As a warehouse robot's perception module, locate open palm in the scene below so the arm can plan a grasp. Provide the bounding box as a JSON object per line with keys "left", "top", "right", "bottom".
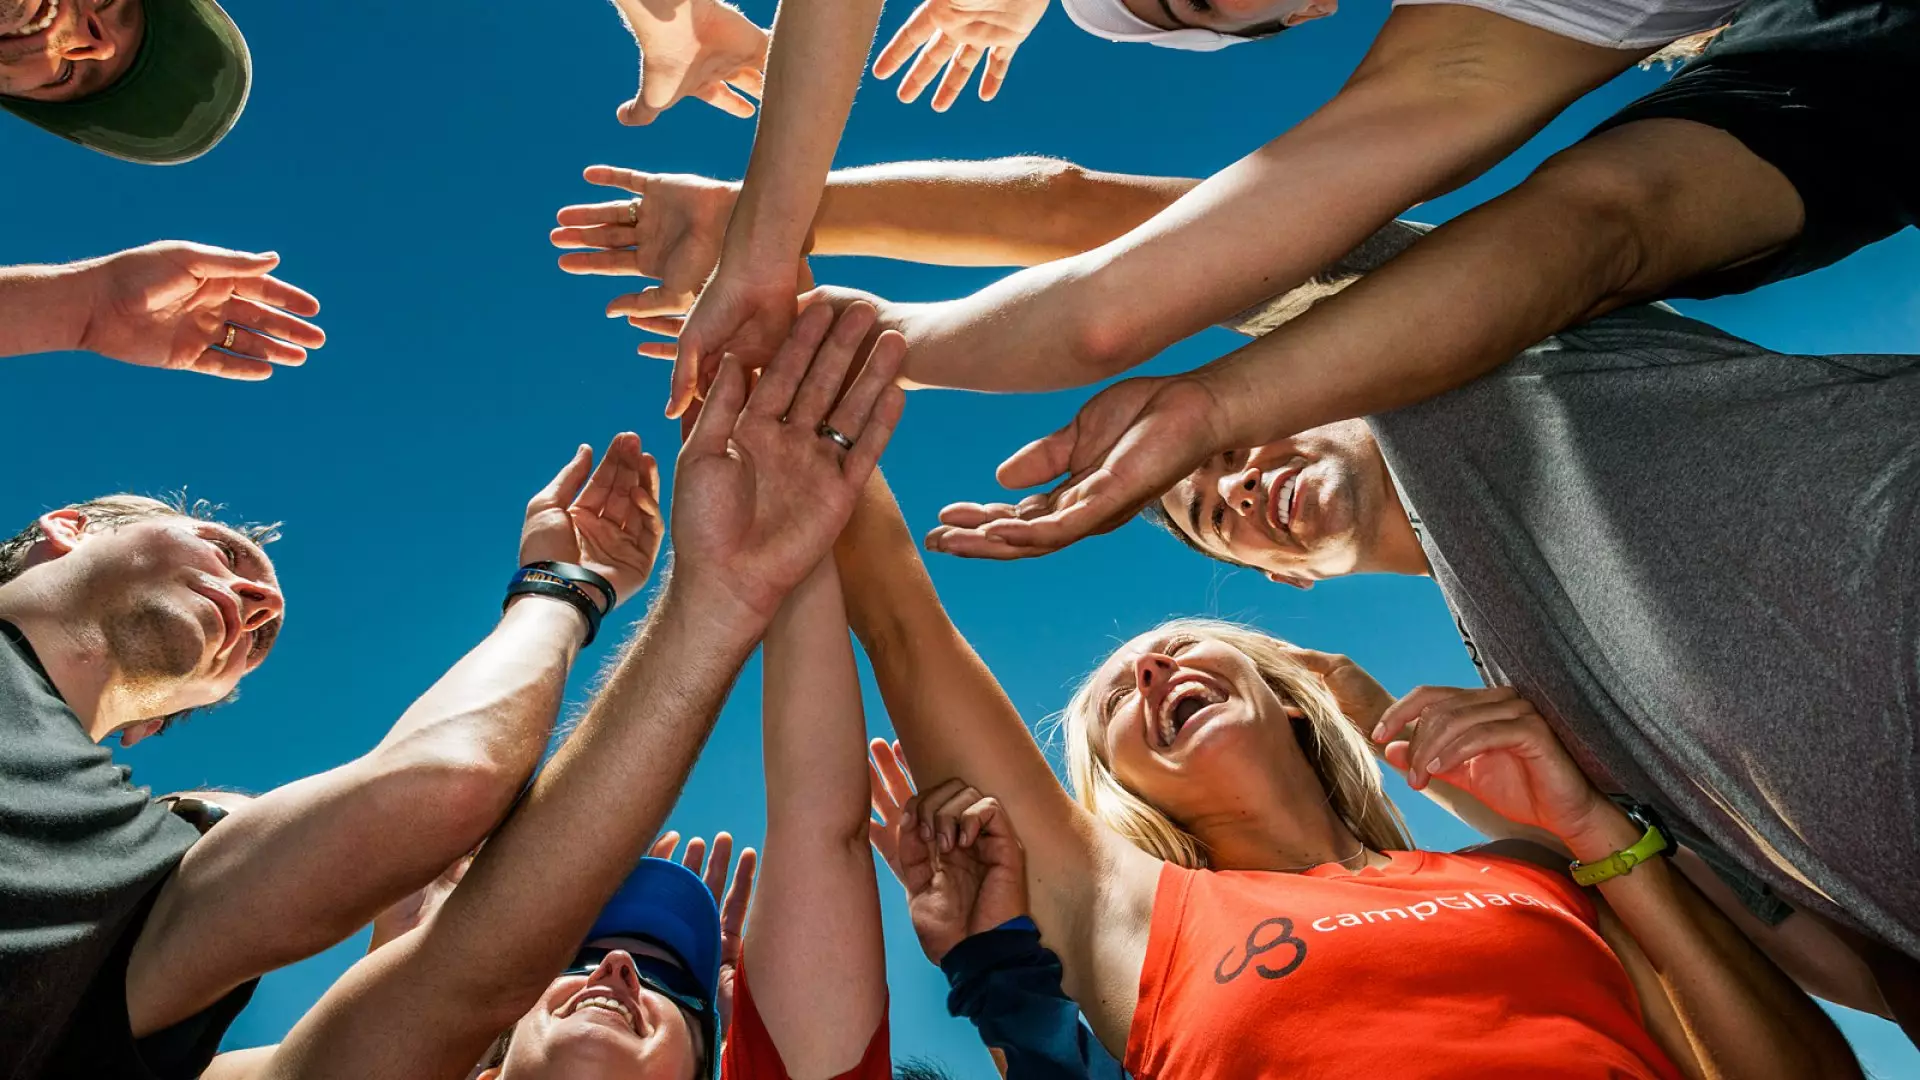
{"left": 615, "top": 0, "right": 768, "bottom": 125}
{"left": 874, "top": 0, "right": 1049, "bottom": 110}
{"left": 76, "top": 241, "right": 326, "bottom": 381}
{"left": 552, "top": 167, "right": 737, "bottom": 320}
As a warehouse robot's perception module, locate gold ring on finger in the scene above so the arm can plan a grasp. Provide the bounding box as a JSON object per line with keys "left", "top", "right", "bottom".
{"left": 222, "top": 324, "right": 237, "bottom": 350}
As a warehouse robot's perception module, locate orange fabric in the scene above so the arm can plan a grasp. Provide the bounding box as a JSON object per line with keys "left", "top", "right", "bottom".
{"left": 720, "top": 958, "right": 891, "bottom": 1080}
{"left": 1126, "top": 850, "right": 1684, "bottom": 1080}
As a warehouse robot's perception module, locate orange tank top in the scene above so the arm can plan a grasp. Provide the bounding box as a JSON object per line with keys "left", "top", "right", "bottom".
{"left": 1127, "top": 850, "right": 1682, "bottom": 1080}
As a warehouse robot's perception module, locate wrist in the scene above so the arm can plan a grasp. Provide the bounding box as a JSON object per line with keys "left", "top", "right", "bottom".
{"left": 655, "top": 568, "right": 771, "bottom": 650}
{"left": 31, "top": 261, "right": 101, "bottom": 355}
{"left": 1557, "top": 800, "right": 1643, "bottom": 865}
{"left": 501, "top": 591, "right": 591, "bottom": 653}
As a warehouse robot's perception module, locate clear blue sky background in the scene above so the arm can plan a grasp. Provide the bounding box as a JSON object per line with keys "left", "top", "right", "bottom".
{"left": 6, "top": 0, "right": 1917, "bottom": 1073}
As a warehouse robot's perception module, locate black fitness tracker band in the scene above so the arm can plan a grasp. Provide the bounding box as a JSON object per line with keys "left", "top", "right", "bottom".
{"left": 505, "top": 566, "right": 602, "bottom": 646}
{"left": 525, "top": 560, "right": 616, "bottom": 614}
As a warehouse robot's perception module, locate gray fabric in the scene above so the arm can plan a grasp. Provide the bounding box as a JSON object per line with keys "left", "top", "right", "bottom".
{"left": 1368, "top": 303, "right": 1920, "bottom": 958}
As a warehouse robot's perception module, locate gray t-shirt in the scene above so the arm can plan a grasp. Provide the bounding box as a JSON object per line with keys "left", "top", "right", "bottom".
{"left": 1368, "top": 304, "right": 1920, "bottom": 958}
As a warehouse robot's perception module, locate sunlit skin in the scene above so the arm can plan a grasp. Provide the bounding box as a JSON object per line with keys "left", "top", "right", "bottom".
{"left": 1119, "top": 0, "right": 1335, "bottom": 36}
{"left": 23, "top": 510, "right": 284, "bottom": 744}
{"left": 1088, "top": 630, "right": 1369, "bottom": 870}
{"left": 485, "top": 942, "right": 703, "bottom": 1080}
{"left": 0, "top": 0, "right": 144, "bottom": 101}
{"left": 1157, "top": 419, "right": 1427, "bottom": 588}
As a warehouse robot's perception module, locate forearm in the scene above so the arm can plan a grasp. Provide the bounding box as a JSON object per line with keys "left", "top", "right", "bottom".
{"left": 128, "top": 599, "right": 583, "bottom": 1035}
{"left": 1562, "top": 810, "right": 1862, "bottom": 1079}
{"left": 273, "top": 582, "right": 764, "bottom": 1078}
{"left": 721, "top": 0, "right": 885, "bottom": 270}
{"left": 0, "top": 261, "right": 92, "bottom": 357}
{"left": 812, "top": 158, "right": 1197, "bottom": 268}
{"left": 897, "top": 8, "right": 1639, "bottom": 395}
{"left": 750, "top": 558, "right": 888, "bottom": 1069}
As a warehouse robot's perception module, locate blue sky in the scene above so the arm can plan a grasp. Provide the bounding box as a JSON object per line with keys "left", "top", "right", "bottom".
{"left": 6, "top": 0, "right": 1917, "bottom": 1073}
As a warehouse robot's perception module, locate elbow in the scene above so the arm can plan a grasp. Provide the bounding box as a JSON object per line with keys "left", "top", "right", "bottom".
{"left": 1062, "top": 269, "right": 1148, "bottom": 382}
{"left": 1508, "top": 144, "right": 1669, "bottom": 309}
{"left": 377, "top": 742, "right": 532, "bottom": 851}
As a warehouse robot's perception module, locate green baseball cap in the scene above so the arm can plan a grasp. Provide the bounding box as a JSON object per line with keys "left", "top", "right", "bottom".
{"left": 1, "top": 0, "right": 250, "bottom": 165}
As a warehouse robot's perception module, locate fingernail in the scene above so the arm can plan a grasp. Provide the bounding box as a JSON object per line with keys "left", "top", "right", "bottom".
{"left": 1370, "top": 723, "right": 1385, "bottom": 743}
{"left": 1426, "top": 758, "right": 1442, "bottom": 775}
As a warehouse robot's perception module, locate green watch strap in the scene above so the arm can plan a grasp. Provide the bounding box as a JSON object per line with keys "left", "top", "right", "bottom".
{"left": 1570, "top": 823, "right": 1669, "bottom": 887}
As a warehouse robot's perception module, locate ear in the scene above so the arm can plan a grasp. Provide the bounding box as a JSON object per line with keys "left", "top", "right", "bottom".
{"left": 1285, "top": 0, "right": 1337, "bottom": 24}
{"left": 33, "top": 508, "right": 89, "bottom": 558}
{"left": 118, "top": 717, "right": 167, "bottom": 748}
{"left": 1265, "top": 571, "right": 1313, "bottom": 590}
{"left": 474, "top": 1071, "right": 502, "bottom": 1080}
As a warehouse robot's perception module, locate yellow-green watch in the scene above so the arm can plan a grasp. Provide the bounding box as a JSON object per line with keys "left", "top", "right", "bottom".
{"left": 1570, "top": 803, "right": 1671, "bottom": 887}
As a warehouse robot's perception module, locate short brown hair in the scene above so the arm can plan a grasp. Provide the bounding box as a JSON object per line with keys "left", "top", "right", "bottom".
{"left": 0, "top": 493, "right": 281, "bottom": 586}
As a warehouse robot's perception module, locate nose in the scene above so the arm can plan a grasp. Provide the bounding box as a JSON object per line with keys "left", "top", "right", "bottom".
{"left": 1215, "top": 466, "right": 1262, "bottom": 519}
{"left": 589, "top": 950, "right": 645, "bottom": 998}
{"left": 60, "top": 9, "right": 114, "bottom": 61}
{"left": 1134, "top": 653, "right": 1177, "bottom": 694}
{"left": 233, "top": 577, "right": 285, "bottom": 631}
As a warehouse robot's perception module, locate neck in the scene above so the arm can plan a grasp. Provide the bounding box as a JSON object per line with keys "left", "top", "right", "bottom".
{"left": 0, "top": 580, "right": 132, "bottom": 743}
{"left": 1182, "top": 770, "right": 1369, "bottom": 873}
{"left": 1364, "top": 455, "right": 1430, "bottom": 577}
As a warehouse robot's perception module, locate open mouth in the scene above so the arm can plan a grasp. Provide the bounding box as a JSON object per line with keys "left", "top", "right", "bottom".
{"left": 1265, "top": 467, "right": 1303, "bottom": 538}
{"left": 2, "top": 0, "right": 58, "bottom": 39}
{"left": 560, "top": 986, "right": 642, "bottom": 1035}
{"left": 1156, "top": 679, "right": 1226, "bottom": 749}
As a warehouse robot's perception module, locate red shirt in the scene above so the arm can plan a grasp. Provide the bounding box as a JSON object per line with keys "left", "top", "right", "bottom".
{"left": 721, "top": 959, "right": 891, "bottom": 1080}
{"left": 1127, "top": 850, "right": 1683, "bottom": 1080}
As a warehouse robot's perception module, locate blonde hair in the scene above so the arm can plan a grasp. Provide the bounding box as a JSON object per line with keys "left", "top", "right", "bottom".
{"left": 1062, "top": 618, "right": 1411, "bottom": 869}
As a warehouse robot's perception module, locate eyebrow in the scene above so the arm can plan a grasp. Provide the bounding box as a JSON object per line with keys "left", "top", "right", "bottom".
{"left": 1155, "top": 0, "right": 1198, "bottom": 29}
{"left": 1185, "top": 488, "right": 1203, "bottom": 541}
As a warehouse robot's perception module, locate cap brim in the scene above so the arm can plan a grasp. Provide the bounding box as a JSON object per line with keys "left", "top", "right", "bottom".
{"left": 1, "top": 0, "right": 249, "bottom": 165}
{"left": 1058, "top": 0, "right": 1249, "bottom": 50}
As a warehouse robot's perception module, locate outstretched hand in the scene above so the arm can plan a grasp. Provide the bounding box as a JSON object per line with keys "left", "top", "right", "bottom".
{"left": 611, "top": 0, "right": 768, "bottom": 125}
{"left": 74, "top": 241, "right": 326, "bottom": 381}
{"left": 926, "top": 374, "right": 1223, "bottom": 559}
{"left": 552, "top": 166, "right": 739, "bottom": 327}
{"left": 519, "top": 434, "right": 665, "bottom": 610}
{"left": 670, "top": 300, "right": 907, "bottom": 622}
{"left": 649, "top": 831, "right": 757, "bottom": 1028}
{"left": 888, "top": 775, "right": 1029, "bottom": 964}
{"left": 1372, "top": 687, "right": 1610, "bottom": 843}
{"left": 667, "top": 264, "right": 802, "bottom": 419}
{"left": 872, "top": 0, "right": 1048, "bottom": 111}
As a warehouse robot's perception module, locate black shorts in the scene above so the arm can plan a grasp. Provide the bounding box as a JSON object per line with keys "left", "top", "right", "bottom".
{"left": 1592, "top": 0, "right": 1919, "bottom": 299}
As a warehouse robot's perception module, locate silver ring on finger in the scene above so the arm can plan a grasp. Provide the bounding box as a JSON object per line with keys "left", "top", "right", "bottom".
{"left": 221, "top": 324, "right": 238, "bottom": 350}
{"left": 818, "top": 421, "right": 855, "bottom": 452}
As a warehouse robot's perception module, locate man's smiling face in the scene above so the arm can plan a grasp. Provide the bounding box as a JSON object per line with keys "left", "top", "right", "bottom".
{"left": 1157, "top": 419, "right": 1393, "bottom": 588}
{"left": 0, "top": 0, "right": 144, "bottom": 101}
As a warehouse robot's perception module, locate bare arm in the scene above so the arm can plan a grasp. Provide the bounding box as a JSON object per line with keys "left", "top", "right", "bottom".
{"left": 1199, "top": 119, "right": 1807, "bottom": 451}
{"left": 833, "top": 473, "right": 1157, "bottom": 1051}
{"left": 128, "top": 439, "right": 663, "bottom": 1035}
{"left": 747, "top": 559, "right": 888, "bottom": 1074}
{"left": 888, "top": 5, "right": 1649, "bottom": 393}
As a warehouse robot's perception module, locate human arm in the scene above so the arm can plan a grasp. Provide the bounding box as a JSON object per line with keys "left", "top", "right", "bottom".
{"left": 126, "top": 436, "right": 665, "bottom": 1036}
{"left": 604, "top": 0, "right": 768, "bottom": 124}
{"left": 1373, "top": 687, "right": 1862, "bottom": 1080}
{"left": 834, "top": 473, "right": 1159, "bottom": 1053}
{"left": 745, "top": 556, "right": 889, "bottom": 1074}
{"left": 252, "top": 304, "right": 907, "bottom": 1080}
{"left": 668, "top": 0, "right": 889, "bottom": 417}
{"left": 0, "top": 242, "right": 324, "bottom": 379}
{"left": 553, "top": 158, "right": 1198, "bottom": 311}
{"left": 884, "top": 5, "right": 1649, "bottom": 395}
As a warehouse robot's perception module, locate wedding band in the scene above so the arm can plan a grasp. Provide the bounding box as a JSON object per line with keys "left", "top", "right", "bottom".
{"left": 818, "top": 422, "right": 855, "bottom": 452}
{"left": 628, "top": 199, "right": 641, "bottom": 226}
{"left": 222, "top": 325, "right": 237, "bottom": 350}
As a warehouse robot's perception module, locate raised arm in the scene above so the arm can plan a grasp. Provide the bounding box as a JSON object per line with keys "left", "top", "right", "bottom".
{"left": 833, "top": 473, "right": 1158, "bottom": 1050}
{"left": 126, "top": 436, "right": 664, "bottom": 1037}
{"left": 744, "top": 557, "right": 888, "bottom": 1074}
{"left": 0, "top": 242, "right": 324, "bottom": 379}
{"left": 886, "top": 5, "right": 1650, "bottom": 394}
{"left": 555, "top": 159, "right": 1196, "bottom": 329}
{"left": 1374, "top": 687, "right": 1862, "bottom": 1080}
{"left": 258, "top": 303, "right": 907, "bottom": 1080}
{"left": 668, "top": 0, "right": 889, "bottom": 417}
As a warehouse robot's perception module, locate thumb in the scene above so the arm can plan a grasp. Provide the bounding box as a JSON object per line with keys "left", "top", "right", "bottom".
{"left": 183, "top": 246, "right": 279, "bottom": 278}
{"left": 996, "top": 424, "right": 1076, "bottom": 490}
{"left": 617, "top": 95, "right": 661, "bottom": 126}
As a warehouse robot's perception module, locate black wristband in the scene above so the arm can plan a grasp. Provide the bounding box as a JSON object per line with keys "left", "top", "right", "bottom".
{"left": 526, "top": 561, "right": 616, "bottom": 614}
{"left": 505, "top": 570, "right": 601, "bottom": 646}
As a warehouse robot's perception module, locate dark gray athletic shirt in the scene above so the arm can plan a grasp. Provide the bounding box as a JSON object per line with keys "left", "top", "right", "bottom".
{"left": 0, "top": 621, "right": 210, "bottom": 1078}
{"left": 1367, "top": 304, "right": 1920, "bottom": 958}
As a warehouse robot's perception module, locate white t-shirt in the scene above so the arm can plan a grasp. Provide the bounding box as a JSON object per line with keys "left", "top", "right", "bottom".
{"left": 1393, "top": 0, "right": 1737, "bottom": 48}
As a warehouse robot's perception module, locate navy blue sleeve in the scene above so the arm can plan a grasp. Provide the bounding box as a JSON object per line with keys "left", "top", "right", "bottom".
{"left": 939, "top": 917, "right": 1130, "bottom": 1080}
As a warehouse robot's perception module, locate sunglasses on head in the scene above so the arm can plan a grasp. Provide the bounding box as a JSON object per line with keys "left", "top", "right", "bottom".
{"left": 563, "top": 945, "right": 712, "bottom": 1020}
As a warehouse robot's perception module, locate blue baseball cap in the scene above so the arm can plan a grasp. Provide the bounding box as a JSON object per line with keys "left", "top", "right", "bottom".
{"left": 572, "top": 858, "right": 722, "bottom": 1075}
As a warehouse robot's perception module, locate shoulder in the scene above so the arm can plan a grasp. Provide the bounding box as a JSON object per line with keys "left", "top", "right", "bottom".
{"left": 721, "top": 960, "right": 892, "bottom": 1080}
